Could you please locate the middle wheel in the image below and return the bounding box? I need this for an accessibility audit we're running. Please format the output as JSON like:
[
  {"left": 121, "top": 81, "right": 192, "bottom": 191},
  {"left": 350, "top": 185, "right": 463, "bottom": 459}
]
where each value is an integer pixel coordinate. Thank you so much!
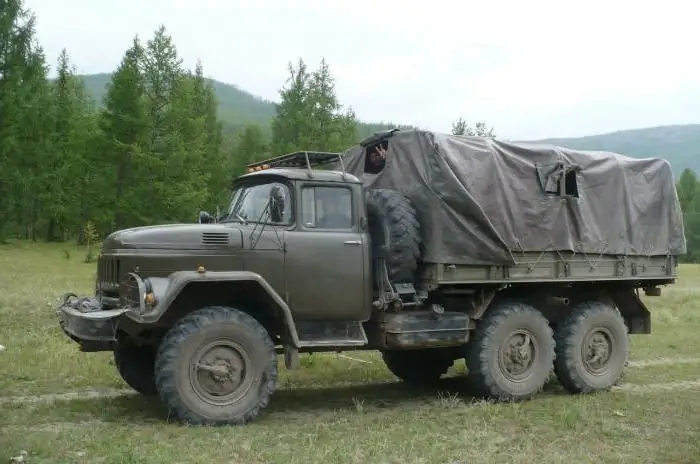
[
  {"left": 381, "top": 348, "right": 455, "bottom": 386},
  {"left": 465, "top": 301, "right": 555, "bottom": 401}
]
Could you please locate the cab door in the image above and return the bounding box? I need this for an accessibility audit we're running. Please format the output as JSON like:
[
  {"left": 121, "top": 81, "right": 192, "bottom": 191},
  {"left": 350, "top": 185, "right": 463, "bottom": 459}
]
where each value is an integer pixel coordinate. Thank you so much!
[{"left": 284, "top": 183, "right": 370, "bottom": 321}]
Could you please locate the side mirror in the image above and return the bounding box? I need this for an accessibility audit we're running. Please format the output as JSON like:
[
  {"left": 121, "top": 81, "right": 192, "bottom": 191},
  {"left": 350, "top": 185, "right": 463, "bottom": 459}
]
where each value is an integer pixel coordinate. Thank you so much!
[
  {"left": 198, "top": 211, "right": 214, "bottom": 224},
  {"left": 269, "top": 186, "right": 285, "bottom": 223}
]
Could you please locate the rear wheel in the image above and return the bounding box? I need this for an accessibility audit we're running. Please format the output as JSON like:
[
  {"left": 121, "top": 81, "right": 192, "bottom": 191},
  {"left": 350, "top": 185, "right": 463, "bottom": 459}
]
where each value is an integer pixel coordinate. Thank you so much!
[
  {"left": 154, "top": 306, "right": 278, "bottom": 426},
  {"left": 465, "top": 301, "right": 555, "bottom": 401},
  {"left": 382, "top": 348, "right": 454, "bottom": 386},
  {"left": 554, "top": 300, "right": 629, "bottom": 393}
]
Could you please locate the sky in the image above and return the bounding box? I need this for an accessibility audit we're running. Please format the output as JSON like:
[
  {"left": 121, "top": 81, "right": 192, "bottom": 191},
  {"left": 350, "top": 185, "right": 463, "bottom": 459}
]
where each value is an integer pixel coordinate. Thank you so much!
[{"left": 24, "top": 0, "right": 700, "bottom": 140}]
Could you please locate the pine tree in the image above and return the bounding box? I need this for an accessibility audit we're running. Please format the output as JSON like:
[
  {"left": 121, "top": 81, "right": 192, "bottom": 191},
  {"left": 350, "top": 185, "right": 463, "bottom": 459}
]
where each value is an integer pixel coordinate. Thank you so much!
[
  {"left": 139, "top": 26, "right": 209, "bottom": 223},
  {"left": 187, "top": 61, "right": 226, "bottom": 208},
  {"left": 451, "top": 118, "right": 495, "bottom": 137},
  {"left": 0, "top": 0, "right": 45, "bottom": 240},
  {"left": 14, "top": 47, "right": 53, "bottom": 241},
  {"left": 271, "top": 58, "right": 313, "bottom": 153},
  {"left": 307, "top": 58, "right": 357, "bottom": 152},
  {"left": 99, "top": 37, "right": 149, "bottom": 231},
  {"left": 271, "top": 58, "right": 357, "bottom": 154},
  {"left": 44, "top": 50, "right": 96, "bottom": 240},
  {"left": 141, "top": 25, "right": 184, "bottom": 158},
  {"left": 676, "top": 168, "right": 700, "bottom": 262},
  {"left": 233, "top": 124, "right": 269, "bottom": 169},
  {"left": 677, "top": 168, "right": 698, "bottom": 212}
]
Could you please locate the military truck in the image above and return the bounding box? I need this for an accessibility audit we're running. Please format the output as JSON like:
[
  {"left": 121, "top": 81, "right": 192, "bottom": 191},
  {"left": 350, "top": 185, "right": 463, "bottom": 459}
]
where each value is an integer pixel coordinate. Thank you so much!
[{"left": 56, "top": 128, "right": 686, "bottom": 426}]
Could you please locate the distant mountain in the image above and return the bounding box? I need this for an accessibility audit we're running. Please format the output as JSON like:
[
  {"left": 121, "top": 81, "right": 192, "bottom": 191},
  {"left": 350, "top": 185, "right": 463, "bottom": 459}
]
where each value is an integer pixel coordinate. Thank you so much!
[
  {"left": 530, "top": 125, "right": 700, "bottom": 177},
  {"left": 78, "top": 74, "right": 699, "bottom": 175}
]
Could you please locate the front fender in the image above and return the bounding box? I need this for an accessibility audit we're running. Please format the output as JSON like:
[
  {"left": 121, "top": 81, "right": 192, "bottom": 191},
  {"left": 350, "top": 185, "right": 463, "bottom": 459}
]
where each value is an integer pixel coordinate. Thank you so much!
[{"left": 128, "top": 270, "right": 300, "bottom": 347}]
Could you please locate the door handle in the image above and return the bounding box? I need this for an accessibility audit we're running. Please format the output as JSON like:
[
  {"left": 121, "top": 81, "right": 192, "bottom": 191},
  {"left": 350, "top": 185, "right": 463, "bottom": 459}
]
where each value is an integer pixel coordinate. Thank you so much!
[{"left": 343, "top": 240, "right": 362, "bottom": 246}]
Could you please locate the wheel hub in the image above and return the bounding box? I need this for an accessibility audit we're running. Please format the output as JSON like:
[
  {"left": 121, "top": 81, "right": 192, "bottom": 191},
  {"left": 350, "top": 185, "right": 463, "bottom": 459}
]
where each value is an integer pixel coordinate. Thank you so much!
[
  {"left": 582, "top": 328, "right": 613, "bottom": 374},
  {"left": 190, "top": 339, "right": 252, "bottom": 406},
  {"left": 499, "top": 330, "right": 537, "bottom": 381}
]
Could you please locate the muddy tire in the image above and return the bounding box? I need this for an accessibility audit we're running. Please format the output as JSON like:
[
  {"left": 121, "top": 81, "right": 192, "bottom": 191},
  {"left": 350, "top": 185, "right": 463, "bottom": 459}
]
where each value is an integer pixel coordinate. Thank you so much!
[
  {"left": 154, "top": 306, "right": 277, "bottom": 426},
  {"left": 366, "top": 189, "right": 421, "bottom": 283},
  {"left": 382, "top": 349, "right": 454, "bottom": 386},
  {"left": 113, "top": 339, "right": 157, "bottom": 396},
  {"left": 465, "top": 301, "right": 555, "bottom": 401},
  {"left": 554, "top": 300, "right": 629, "bottom": 393}
]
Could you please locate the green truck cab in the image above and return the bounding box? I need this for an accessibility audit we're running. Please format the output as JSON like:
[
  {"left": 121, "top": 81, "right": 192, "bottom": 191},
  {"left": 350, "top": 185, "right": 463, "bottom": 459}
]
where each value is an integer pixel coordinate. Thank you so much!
[{"left": 57, "top": 129, "right": 685, "bottom": 426}]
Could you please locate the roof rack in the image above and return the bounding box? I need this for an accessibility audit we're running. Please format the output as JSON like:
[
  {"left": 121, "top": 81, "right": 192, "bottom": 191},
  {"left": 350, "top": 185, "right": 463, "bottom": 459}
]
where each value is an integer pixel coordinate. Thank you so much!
[{"left": 246, "top": 150, "right": 346, "bottom": 177}]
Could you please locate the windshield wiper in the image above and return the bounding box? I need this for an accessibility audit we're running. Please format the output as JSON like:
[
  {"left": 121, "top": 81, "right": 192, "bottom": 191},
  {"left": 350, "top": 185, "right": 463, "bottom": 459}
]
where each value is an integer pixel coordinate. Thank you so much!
[{"left": 220, "top": 212, "right": 246, "bottom": 224}]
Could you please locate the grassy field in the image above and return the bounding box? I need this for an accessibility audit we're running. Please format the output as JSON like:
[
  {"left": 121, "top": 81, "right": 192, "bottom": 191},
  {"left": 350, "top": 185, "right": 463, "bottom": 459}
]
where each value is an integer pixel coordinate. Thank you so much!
[{"left": 1, "top": 241, "right": 699, "bottom": 463}]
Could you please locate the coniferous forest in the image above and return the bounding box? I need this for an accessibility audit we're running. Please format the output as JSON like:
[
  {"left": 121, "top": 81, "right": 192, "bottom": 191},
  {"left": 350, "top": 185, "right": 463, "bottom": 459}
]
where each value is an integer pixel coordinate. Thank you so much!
[{"left": 1, "top": 0, "right": 699, "bottom": 261}]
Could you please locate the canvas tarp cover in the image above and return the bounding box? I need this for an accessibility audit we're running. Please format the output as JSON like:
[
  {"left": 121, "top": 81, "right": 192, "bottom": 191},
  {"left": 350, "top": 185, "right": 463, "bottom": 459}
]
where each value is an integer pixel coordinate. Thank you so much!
[{"left": 337, "top": 130, "right": 686, "bottom": 265}]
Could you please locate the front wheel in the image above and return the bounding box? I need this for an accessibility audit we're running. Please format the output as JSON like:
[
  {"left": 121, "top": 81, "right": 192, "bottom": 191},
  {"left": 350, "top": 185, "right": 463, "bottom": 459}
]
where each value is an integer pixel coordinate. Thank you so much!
[
  {"left": 113, "top": 338, "right": 158, "bottom": 396},
  {"left": 465, "top": 301, "right": 555, "bottom": 401},
  {"left": 154, "top": 306, "right": 278, "bottom": 426},
  {"left": 554, "top": 300, "right": 629, "bottom": 393}
]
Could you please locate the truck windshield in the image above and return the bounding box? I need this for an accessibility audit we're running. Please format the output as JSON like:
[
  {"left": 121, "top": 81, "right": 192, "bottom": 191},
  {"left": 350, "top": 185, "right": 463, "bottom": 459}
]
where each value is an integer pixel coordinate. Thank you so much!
[{"left": 225, "top": 181, "right": 291, "bottom": 224}]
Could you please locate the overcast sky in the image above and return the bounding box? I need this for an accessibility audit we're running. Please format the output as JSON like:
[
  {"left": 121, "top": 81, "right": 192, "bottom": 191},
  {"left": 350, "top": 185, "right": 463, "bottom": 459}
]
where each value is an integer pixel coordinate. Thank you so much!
[{"left": 24, "top": 0, "right": 700, "bottom": 140}]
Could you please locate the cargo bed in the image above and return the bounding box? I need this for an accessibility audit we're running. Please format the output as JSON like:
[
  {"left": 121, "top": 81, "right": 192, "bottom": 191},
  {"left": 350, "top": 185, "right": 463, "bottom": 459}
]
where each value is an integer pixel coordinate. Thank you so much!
[{"left": 421, "top": 251, "right": 678, "bottom": 285}]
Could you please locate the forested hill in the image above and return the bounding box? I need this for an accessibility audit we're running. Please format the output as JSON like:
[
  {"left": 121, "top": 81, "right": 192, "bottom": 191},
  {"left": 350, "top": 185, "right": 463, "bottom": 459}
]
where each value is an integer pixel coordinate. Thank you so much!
[
  {"left": 80, "top": 73, "right": 277, "bottom": 130},
  {"left": 78, "top": 73, "right": 700, "bottom": 175},
  {"left": 77, "top": 73, "right": 406, "bottom": 140}
]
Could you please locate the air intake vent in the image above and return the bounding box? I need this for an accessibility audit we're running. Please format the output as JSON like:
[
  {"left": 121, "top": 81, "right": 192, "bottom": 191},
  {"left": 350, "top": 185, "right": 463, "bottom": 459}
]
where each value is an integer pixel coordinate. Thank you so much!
[{"left": 202, "top": 232, "right": 229, "bottom": 246}]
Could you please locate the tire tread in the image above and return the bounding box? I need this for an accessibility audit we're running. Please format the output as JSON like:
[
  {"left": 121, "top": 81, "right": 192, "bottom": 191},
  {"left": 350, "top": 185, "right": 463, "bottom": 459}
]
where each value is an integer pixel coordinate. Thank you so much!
[{"left": 366, "top": 189, "right": 421, "bottom": 283}]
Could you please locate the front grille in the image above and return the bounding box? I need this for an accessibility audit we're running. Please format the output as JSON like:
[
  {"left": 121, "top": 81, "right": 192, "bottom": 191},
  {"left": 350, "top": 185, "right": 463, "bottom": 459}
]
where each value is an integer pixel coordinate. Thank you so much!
[{"left": 98, "top": 255, "right": 121, "bottom": 290}]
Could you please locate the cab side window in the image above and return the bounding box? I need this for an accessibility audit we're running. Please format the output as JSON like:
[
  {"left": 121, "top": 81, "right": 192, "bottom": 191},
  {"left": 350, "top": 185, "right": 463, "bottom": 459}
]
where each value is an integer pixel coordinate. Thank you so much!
[{"left": 301, "top": 186, "right": 353, "bottom": 230}]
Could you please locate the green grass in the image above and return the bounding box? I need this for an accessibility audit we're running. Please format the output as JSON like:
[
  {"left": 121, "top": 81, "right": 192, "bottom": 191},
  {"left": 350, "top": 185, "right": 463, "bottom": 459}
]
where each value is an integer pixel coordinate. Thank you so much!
[{"left": 1, "top": 240, "right": 699, "bottom": 463}]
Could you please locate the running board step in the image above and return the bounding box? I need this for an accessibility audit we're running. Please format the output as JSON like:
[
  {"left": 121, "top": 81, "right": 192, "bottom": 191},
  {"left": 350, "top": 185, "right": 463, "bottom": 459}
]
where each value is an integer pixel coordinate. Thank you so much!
[{"left": 296, "top": 321, "right": 368, "bottom": 348}]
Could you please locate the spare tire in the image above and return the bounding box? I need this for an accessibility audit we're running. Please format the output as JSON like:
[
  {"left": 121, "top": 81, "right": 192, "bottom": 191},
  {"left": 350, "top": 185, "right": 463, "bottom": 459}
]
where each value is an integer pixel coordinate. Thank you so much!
[{"left": 366, "top": 189, "right": 421, "bottom": 283}]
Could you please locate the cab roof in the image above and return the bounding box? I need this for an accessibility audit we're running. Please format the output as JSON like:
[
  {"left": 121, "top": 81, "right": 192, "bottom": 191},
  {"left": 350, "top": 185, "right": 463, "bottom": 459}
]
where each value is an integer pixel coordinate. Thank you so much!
[{"left": 240, "top": 167, "right": 361, "bottom": 183}]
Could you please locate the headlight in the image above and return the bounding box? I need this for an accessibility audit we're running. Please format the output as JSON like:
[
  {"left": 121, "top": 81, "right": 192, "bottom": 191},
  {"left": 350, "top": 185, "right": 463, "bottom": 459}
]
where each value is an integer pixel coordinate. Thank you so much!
[
  {"left": 143, "top": 277, "right": 170, "bottom": 309},
  {"left": 120, "top": 274, "right": 168, "bottom": 313},
  {"left": 143, "top": 278, "right": 155, "bottom": 307}
]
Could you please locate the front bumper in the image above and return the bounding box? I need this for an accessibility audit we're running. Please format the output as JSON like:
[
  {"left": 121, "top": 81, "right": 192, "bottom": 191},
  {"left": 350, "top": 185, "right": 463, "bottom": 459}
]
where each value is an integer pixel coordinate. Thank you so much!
[{"left": 57, "top": 294, "right": 129, "bottom": 352}]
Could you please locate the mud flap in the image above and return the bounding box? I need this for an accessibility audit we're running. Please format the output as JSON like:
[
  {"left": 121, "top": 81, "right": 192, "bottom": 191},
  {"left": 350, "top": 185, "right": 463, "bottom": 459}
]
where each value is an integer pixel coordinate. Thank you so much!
[{"left": 610, "top": 290, "right": 651, "bottom": 334}]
